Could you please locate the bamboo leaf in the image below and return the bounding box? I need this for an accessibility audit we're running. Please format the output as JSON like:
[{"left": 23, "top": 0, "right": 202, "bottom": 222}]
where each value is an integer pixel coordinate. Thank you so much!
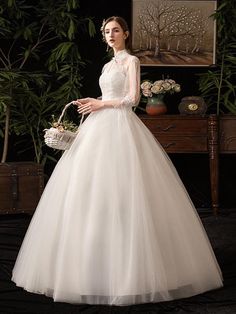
[
  {"left": 88, "top": 19, "right": 96, "bottom": 37},
  {"left": 68, "top": 19, "right": 75, "bottom": 40},
  {"left": 0, "top": 0, "right": 95, "bottom": 163}
]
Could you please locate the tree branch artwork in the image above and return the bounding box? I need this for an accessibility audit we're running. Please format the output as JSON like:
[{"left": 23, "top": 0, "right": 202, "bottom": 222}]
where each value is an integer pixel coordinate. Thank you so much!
[{"left": 132, "top": 0, "right": 217, "bottom": 66}]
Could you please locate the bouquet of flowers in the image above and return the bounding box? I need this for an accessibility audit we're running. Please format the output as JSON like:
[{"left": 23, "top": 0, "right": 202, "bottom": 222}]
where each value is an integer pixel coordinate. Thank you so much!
[
  {"left": 50, "top": 115, "right": 78, "bottom": 133},
  {"left": 141, "top": 79, "right": 181, "bottom": 98}
]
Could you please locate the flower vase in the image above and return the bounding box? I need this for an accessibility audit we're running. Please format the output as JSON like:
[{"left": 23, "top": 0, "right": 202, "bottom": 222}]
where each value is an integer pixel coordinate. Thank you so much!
[{"left": 145, "top": 95, "right": 167, "bottom": 115}]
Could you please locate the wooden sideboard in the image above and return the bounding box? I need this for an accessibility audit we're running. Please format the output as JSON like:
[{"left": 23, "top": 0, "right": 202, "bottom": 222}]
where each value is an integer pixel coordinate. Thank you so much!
[
  {"left": 139, "top": 114, "right": 236, "bottom": 214},
  {"left": 219, "top": 115, "right": 236, "bottom": 153}
]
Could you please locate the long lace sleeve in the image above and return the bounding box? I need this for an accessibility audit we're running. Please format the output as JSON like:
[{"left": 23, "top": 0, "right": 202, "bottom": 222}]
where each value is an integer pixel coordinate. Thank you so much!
[{"left": 119, "top": 56, "right": 140, "bottom": 108}]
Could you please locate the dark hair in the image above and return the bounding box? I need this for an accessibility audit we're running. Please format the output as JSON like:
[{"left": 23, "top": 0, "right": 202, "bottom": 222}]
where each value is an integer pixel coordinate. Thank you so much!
[{"left": 101, "top": 16, "right": 132, "bottom": 51}]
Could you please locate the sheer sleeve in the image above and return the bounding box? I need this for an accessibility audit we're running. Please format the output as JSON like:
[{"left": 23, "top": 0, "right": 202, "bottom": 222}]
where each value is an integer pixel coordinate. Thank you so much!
[{"left": 119, "top": 56, "right": 140, "bottom": 108}]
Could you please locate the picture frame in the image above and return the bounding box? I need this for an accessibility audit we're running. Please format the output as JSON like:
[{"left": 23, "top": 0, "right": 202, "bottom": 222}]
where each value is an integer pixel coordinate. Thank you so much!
[{"left": 131, "top": 0, "right": 217, "bottom": 66}]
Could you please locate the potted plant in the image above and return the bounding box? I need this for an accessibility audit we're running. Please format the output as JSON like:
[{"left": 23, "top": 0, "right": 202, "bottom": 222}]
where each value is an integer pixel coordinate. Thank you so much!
[
  {"left": 140, "top": 78, "right": 181, "bottom": 115},
  {"left": 0, "top": 0, "right": 95, "bottom": 164},
  {"left": 197, "top": 0, "right": 236, "bottom": 154},
  {"left": 197, "top": 0, "right": 236, "bottom": 115},
  {"left": 0, "top": 0, "right": 95, "bottom": 213}
]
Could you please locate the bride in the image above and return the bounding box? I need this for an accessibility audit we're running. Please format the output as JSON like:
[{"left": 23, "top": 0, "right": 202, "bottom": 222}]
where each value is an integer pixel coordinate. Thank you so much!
[{"left": 12, "top": 16, "right": 223, "bottom": 306}]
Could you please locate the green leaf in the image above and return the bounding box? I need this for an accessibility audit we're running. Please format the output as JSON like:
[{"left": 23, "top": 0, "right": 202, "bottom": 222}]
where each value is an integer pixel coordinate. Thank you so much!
[
  {"left": 0, "top": 0, "right": 96, "bottom": 163},
  {"left": 68, "top": 19, "right": 75, "bottom": 40},
  {"left": 88, "top": 19, "right": 96, "bottom": 37},
  {"left": 8, "top": 0, "right": 15, "bottom": 8}
]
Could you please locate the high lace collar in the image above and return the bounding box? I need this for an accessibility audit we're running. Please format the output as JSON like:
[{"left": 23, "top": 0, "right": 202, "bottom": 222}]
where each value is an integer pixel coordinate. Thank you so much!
[{"left": 112, "top": 49, "right": 128, "bottom": 62}]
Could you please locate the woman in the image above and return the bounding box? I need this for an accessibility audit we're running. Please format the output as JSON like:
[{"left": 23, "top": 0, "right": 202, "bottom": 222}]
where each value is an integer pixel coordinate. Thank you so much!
[{"left": 12, "top": 16, "right": 223, "bottom": 306}]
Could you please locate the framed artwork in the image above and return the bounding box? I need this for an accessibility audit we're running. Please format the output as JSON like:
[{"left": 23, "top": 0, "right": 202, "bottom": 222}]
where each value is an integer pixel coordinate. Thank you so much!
[{"left": 132, "top": 0, "right": 217, "bottom": 66}]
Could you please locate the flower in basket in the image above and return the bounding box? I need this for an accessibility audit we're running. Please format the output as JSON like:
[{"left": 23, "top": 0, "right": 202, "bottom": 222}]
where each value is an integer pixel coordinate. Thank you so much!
[
  {"left": 50, "top": 115, "right": 78, "bottom": 133},
  {"left": 141, "top": 79, "right": 181, "bottom": 98},
  {"left": 52, "top": 122, "right": 65, "bottom": 132}
]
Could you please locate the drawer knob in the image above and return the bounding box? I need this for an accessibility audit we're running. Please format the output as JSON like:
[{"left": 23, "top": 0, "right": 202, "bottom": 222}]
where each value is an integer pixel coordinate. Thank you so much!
[
  {"left": 157, "top": 124, "right": 176, "bottom": 131},
  {"left": 163, "top": 142, "right": 176, "bottom": 148}
]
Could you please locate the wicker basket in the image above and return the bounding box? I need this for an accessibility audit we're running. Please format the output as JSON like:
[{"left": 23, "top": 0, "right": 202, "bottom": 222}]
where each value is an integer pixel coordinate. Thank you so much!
[{"left": 44, "top": 101, "right": 84, "bottom": 150}]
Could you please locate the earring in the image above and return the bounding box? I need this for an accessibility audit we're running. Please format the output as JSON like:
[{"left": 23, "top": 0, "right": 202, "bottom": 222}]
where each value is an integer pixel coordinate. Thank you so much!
[{"left": 106, "top": 44, "right": 109, "bottom": 52}]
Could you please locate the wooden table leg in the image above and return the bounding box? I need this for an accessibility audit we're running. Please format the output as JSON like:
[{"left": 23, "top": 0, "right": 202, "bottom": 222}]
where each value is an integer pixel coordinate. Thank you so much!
[{"left": 208, "top": 115, "right": 219, "bottom": 215}]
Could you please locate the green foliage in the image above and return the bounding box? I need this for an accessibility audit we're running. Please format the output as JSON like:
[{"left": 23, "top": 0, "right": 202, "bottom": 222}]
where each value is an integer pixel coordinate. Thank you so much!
[
  {"left": 0, "top": 0, "right": 95, "bottom": 163},
  {"left": 198, "top": 0, "right": 236, "bottom": 115}
]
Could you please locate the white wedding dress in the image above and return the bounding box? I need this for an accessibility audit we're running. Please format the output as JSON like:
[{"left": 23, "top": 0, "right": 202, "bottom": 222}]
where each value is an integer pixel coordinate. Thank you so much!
[{"left": 12, "top": 50, "right": 223, "bottom": 306}]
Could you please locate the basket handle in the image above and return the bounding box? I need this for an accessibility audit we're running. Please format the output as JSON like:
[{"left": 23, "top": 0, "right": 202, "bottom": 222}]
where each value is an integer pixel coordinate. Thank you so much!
[{"left": 57, "top": 101, "right": 85, "bottom": 126}]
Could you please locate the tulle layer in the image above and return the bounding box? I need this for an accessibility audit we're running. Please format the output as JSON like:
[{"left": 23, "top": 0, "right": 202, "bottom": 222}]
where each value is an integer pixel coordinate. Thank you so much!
[{"left": 12, "top": 107, "right": 223, "bottom": 306}]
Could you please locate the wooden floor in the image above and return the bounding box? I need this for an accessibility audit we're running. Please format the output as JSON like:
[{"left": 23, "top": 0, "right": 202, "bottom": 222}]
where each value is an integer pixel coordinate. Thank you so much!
[{"left": 0, "top": 210, "right": 236, "bottom": 314}]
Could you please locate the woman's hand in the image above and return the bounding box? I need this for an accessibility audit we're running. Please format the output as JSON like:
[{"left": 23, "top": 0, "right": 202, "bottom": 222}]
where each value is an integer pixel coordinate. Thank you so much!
[{"left": 75, "top": 98, "right": 104, "bottom": 115}]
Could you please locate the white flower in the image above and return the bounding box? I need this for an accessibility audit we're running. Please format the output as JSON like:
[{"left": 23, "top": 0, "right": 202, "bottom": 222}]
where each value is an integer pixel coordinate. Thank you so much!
[
  {"left": 141, "top": 81, "right": 152, "bottom": 89},
  {"left": 173, "top": 84, "right": 181, "bottom": 93},
  {"left": 151, "top": 84, "right": 163, "bottom": 94},
  {"left": 162, "top": 82, "right": 172, "bottom": 91},
  {"left": 165, "top": 79, "right": 176, "bottom": 85},
  {"left": 153, "top": 80, "right": 164, "bottom": 86},
  {"left": 141, "top": 77, "right": 181, "bottom": 97},
  {"left": 142, "top": 88, "right": 153, "bottom": 97}
]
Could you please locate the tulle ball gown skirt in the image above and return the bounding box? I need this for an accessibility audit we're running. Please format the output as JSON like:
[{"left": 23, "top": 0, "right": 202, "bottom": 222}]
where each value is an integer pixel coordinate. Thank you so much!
[{"left": 12, "top": 107, "right": 223, "bottom": 306}]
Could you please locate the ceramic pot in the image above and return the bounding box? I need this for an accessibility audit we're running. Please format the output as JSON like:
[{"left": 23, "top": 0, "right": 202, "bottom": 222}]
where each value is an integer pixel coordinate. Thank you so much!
[{"left": 145, "top": 95, "right": 167, "bottom": 115}]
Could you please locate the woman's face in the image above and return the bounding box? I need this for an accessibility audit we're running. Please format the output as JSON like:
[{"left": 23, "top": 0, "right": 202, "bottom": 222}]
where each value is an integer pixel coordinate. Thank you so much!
[{"left": 104, "top": 20, "right": 127, "bottom": 51}]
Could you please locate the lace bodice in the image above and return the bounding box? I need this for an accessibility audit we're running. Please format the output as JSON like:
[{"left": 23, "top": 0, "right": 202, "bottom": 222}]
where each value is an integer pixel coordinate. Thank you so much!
[{"left": 99, "top": 50, "right": 140, "bottom": 108}]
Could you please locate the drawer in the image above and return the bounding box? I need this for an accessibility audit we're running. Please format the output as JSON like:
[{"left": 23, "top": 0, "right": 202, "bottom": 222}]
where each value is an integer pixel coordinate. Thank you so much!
[
  {"left": 155, "top": 135, "right": 208, "bottom": 152},
  {"left": 140, "top": 116, "right": 208, "bottom": 135},
  {"left": 220, "top": 116, "right": 236, "bottom": 152}
]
